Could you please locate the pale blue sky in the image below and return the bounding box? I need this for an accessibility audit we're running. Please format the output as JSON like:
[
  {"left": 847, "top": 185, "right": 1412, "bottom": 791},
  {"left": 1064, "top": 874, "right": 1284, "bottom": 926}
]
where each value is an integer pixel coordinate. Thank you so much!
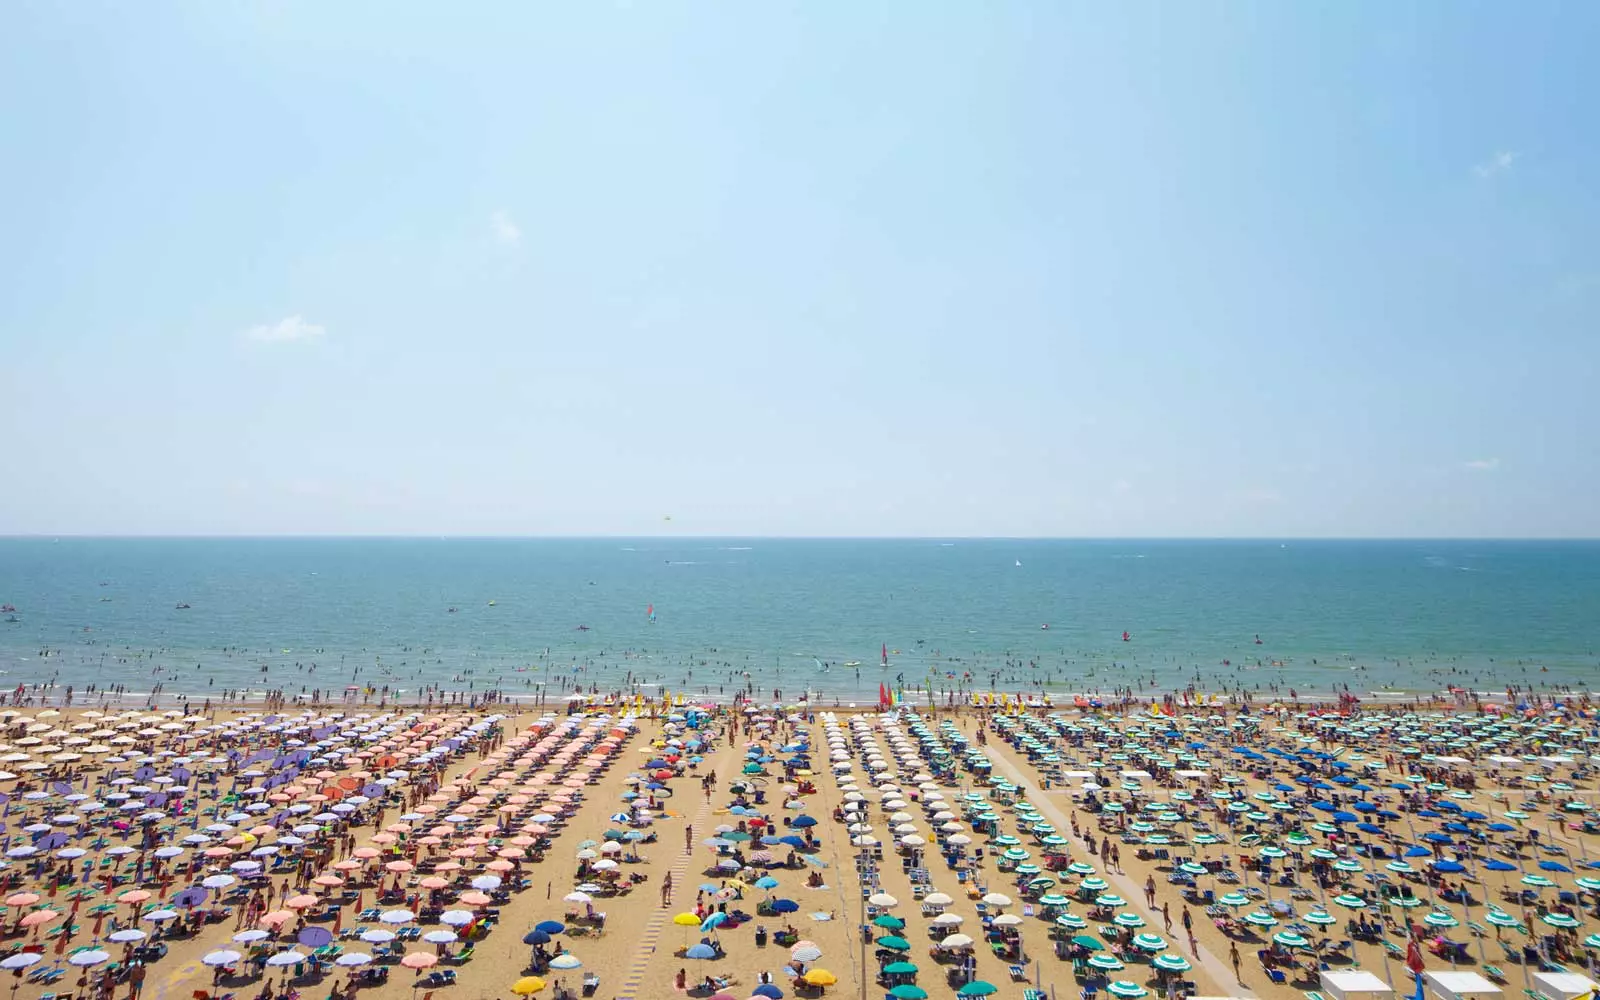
[{"left": 2, "top": 3, "right": 1595, "bottom": 537}]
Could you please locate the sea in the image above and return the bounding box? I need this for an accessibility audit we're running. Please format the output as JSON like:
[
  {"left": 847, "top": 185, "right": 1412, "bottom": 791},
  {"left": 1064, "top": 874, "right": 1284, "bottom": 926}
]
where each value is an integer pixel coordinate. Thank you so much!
[{"left": 0, "top": 538, "right": 1596, "bottom": 706}]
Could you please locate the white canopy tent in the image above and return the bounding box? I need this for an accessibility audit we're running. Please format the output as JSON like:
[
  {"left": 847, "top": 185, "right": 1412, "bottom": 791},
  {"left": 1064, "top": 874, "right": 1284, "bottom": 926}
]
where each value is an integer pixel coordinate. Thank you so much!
[
  {"left": 1320, "top": 969, "right": 1395, "bottom": 1000},
  {"left": 1423, "top": 971, "right": 1502, "bottom": 1000},
  {"left": 1532, "top": 973, "right": 1598, "bottom": 1000}
]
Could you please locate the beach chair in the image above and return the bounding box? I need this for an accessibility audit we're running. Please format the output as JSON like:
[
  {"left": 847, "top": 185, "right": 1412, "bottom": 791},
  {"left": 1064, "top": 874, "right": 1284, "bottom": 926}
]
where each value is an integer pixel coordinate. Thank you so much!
[
  {"left": 1008, "top": 965, "right": 1028, "bottom": 981},
  {"left": 1483, "top": 965, "right": 1506, "bottom": 982},
  {"left": 1305, "top": 992, "right": 1329, "bottom": 1000}
]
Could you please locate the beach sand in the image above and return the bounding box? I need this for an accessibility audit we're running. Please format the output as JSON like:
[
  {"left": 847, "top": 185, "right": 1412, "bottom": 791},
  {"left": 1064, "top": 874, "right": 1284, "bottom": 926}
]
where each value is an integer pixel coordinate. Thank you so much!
[{"left": 0, "top": 700, "right": 1594, "bottom": 1000}]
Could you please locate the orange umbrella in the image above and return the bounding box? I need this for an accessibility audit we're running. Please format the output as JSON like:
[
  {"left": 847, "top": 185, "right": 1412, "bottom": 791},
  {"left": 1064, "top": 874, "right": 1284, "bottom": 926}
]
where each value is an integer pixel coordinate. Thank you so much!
[
  {"left": 4, "top": 893, "right": 40, "bottom": 907},
  {"left": 400, "top": 952, "right": 438, "bottom": 969},
  {"left": 285, "top": 895, "right": 320, "bottom": 910},
  {"left": 20, "top": 910, "right": 61, "bottom": 928},
  {"left": 257, "top": 910, "right": 294, "bottom": 927},
  {"left": 118, "top": 890, "right": 152, "bottom": 905}
]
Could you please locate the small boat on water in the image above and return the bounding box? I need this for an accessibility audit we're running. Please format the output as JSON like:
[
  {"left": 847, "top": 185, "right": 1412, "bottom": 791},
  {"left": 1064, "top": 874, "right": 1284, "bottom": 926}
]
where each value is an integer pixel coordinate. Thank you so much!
[
  {"left": 175, "top": 603, "right": 191, "bottom": 610},
  {"left": 0, "top": 605, "right": 14, "bottom": 613}
]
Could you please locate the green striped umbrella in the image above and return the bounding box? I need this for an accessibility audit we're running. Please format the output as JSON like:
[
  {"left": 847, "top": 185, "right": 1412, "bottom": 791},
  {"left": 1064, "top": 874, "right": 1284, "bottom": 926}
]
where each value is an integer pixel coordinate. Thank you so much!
[
  {"left": 1095, "top": 894, "right": 1127, "bottom": 908},
  {"left": 1310, "top": 848, "right": 1338, "bottom": 860},
  {"left": 1178, "top": 863, "right": 1209, "bottom": 877},
  {"left": 1002, "top": 848, "right": 1030, "bottom": 861},
  {"left": 1107, "top": 981, "right": 1148, "bottom": 998},
  {"left": 1080, "top": 878, "right": 1109, "bottom": 892},
  {"left": 1285, "top": 833, "right": 1313, "bottom": 846},
  {"left": 1521, "top": 875, "right": 1557, "bottom": 888},
  {"left": 1575, "top": 878, "right": 1600, "bottom": 893},
  {"left": 1055, "top": 913, "right": 1087, "bottom": 930},
  {"left": 1304, "top": 910, "right": 1337, "bottom": 926},
  {"left": 1068, "top": 862, "right": 1097, "bottom": 876},
  {"left": 1132, "top": 934, "right": 1167, "bottom": 952},
  {"left": 1583, "top": 933, "right": 1600, "bottom": 949},
  {"left": 1333, "top": 859, "right": 1364, "bottom": 873},
  {"left": 1423, "top": 911, "right": 1459, "bottom": 929},
  {"left": 1244, "top": 910, "right": 1279, "bottom": 927},
  {"left": 1193, "top": 834, "right": 1222, "bottom": 845},
  {"left": 1113, "top": 912, "right": 1145, "bottom": 929},
  {"left": 1218, "top": 892, "right": 1250, "bottom": 908},
  {"left": 1039, "top": 894, "right": 1072, "bottom": 907},
  {"left": 1273, "top": 931, "right": 1310, "bottom": 949},
  {"left": 1259, "top": 846, "right": 1288, "bottom": 859},
  {"left": 1541, "top": 912, "right": 1580, "bottom": 929},
  {"left": 1484, "top": 910, "right": 1520, "bottom": 928},
  {"left": 1088, "top": 953, "right": 1124, "bottom": 971},
  {"left": 1153, "top": 954, "right": 1192, "bottom": 972}
]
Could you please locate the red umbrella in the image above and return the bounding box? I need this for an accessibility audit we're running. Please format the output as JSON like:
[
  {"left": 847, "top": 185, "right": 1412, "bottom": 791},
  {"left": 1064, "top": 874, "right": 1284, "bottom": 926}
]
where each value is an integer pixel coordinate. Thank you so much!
[{"left": 1404, "top": 937, "right": 1425, "bottom": 976}]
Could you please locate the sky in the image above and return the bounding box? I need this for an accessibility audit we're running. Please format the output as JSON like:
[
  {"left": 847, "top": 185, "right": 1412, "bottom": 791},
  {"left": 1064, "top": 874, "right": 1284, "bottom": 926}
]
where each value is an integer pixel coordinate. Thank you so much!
[{"left": 1, "top": 2, "right": 1596, "bottom": 538}]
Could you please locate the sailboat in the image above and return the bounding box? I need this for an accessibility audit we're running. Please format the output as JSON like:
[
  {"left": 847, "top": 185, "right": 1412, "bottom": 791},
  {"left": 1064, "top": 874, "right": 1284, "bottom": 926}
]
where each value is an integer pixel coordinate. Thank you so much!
[
  {"left": 647, "top": 603, "right": 657, "bottom": 624},
  {"left": 880, "top": 643, "right": 888, "bottom": 668},
  {"left": 1015, "top": 560, "right": 1021, "bottom": 567}
]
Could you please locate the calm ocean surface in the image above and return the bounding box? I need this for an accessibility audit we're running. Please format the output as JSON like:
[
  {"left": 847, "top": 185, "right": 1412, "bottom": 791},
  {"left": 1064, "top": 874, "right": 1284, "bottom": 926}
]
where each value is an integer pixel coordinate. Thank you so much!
[{"left": 0, "top": 538, "right": 1595, "bottom": 703}]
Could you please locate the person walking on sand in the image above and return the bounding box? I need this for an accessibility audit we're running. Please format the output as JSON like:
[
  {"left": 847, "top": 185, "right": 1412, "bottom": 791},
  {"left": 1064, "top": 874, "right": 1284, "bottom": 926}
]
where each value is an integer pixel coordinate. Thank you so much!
[
  {"left": 1230, "top": 940, "right": 1241, "bottom": 981},
  {"left": 1145, "top": 874, "right": 1157, "bottom": 908},
  {"left": 1162, "top": 901, "right": 1172, "bottom": 933},
  {"left": 685, "top": 824, "right": 694, "bottom": 854},
  {"left": 661, "top": 872, "right": 673, "bottom": 907}
]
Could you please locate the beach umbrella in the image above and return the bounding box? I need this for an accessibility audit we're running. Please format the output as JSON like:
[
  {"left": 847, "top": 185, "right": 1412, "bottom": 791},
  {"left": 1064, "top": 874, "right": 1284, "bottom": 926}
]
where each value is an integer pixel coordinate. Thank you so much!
[
  {"left": 1424, "top": 912, "right": 1459, "bottom": 929},
  {"left": 510, "top": 976, "right": 546, "bottom": 995},
  {"left": 888, "top": 987, "right": 927, "bottom": 1000},
  {"left": 0, "top": 955, "right": 42, "bottom": 970},
  {"left": 266, "top": 950, "right": 306, "bottom": 967},
  {"left": 791, "top": 944, "right": 823, "bottom": 963},
  {"left": 801, "top": 970, "right": 837, "bottom": 987},
  {"left": 1484, "top": 910, "right": 1521, "bottom": 929},
  {"left": 754, "top": 986, "right": 786, "bottom": 1000},
  {"left": 109, "top": 929, "right": 148, "bottom": 943},
  {"left": 956, "top": 983, "right": 995, "bottom": 997},
  {"left": 1305, "top": 910, "right": 1338, "bottom": 926},
  {"left": 1273, "top": 931, "right": 1310, "bottom": 949},
  {"left": 1541, "top": 912, "right": 1580, "bottom": 929},
  {"left": 1333, "top": 894, "right": 1368, "bottom": 910},
  {"left": 1244, "top": 910, "right": 1278, "bottom": 927},
  {"left": 673, "top": 912, "right": 701, "bottom": 926},
  {"left": 1153, "top": 954, "right": 1192, "bottom": 972},
  {"left": 1107, "top": 982, "right": 1148, "bottom": 998},
  {"left": 1088, "top": 953, "right": 1124, "bottom": 970},
  {"left": 1132, "top": 934, "right": 1167, "bottom": 951},
  {"left": 69, "top": 950, "right": 112, "bottom": 967}
]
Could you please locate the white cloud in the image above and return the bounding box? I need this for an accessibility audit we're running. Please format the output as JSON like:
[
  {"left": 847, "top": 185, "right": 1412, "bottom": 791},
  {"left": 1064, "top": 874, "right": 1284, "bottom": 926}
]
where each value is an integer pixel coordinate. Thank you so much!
[
  {"left": 1463, "top": 458, "right": 1500, "bottom": 471},
  {"left": 1473, "top": 150, "right": 1519, "bottom": 178},
  {"left": 242, "top": 315, "right": 326, "bottom": 343},
  {"left": 490, "top": 210, "right": 522, "bottom": 246}
]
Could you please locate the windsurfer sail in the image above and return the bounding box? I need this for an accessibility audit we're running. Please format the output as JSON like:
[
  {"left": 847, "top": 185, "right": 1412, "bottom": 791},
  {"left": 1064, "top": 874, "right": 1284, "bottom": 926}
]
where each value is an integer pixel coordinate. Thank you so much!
[
  {"left": 647, "top": 603, "right": 656, "bottom": 623},
  {"left": 881, "top": 643, "right": 888, "bottom": 668}
]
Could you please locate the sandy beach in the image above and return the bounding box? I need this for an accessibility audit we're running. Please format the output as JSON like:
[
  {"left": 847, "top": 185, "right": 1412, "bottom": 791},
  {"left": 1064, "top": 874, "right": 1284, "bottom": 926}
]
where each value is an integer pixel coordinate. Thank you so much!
[{"left": 0, "top": 697, "right": 1595, "bottom": 1000}]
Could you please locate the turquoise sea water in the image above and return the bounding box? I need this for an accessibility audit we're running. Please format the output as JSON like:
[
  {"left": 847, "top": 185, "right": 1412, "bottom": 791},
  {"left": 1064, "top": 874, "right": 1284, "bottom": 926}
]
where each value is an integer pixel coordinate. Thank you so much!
[{"left": 0, "top": 538, "right": 1596, "bottom": 704}]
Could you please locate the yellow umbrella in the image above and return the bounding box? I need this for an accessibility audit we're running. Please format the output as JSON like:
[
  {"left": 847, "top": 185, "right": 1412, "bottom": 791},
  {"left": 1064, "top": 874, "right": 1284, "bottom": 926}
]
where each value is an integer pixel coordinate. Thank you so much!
[
  {"left": 510, "top": 976, "right": 545, "bottom": 995},
  {"left": 672, "top": 913, "right": 701, "bottom": 926},
  {"left": 803, "top": 970, "right": 838, "bottom": 987}
]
